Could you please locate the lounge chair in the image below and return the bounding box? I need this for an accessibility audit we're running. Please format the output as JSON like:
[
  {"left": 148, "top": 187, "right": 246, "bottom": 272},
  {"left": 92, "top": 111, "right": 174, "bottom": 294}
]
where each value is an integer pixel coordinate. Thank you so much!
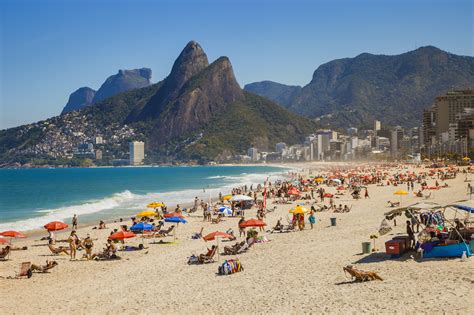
[
  {"left": 30, "top": 260, "right": 58, "bottom": 273},
  {"left": 48, "top": 243, "right": 70, "bottom": 255},
  {"left": 223, "top": 241, "right": 245, "bottom": 255},
  {"left": 198, "top": 246, "right": 217, "bottom": 264},
  {"left": 156, "top": 225, "right": 175, "bottom": 237},
  {"left": 0, "top": 246, "right": 11, "bottom": 260}
]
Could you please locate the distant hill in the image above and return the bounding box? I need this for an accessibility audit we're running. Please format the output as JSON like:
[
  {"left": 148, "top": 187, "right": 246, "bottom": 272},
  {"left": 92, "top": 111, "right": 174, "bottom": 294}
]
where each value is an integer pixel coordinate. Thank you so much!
[
  {"left": 1, "top": 41, "right": 315, "bottom": 166},
  {"left": 244, "top": 81, "right": 301, "bottom": 108},
  {"left": 60, "top": 68, "right": 152, "bottom": 114},
  {"left": 245, "top": 46, "right": 474, "bottom": 128},
  {"left": 61, "top": 87, "right": 96, "bottom": 114}
]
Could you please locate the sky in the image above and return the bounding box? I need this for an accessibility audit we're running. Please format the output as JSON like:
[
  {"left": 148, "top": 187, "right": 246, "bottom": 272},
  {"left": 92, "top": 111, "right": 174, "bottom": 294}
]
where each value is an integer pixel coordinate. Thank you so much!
[{"left": 0, "top": 0, "right": 473, "bottom": 129}]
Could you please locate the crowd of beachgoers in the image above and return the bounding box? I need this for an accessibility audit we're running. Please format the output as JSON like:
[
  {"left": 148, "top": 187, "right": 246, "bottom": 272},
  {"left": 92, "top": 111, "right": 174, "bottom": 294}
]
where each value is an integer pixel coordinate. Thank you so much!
[{"left": 1, "top": 161, "right": 473, "bottom": 314}]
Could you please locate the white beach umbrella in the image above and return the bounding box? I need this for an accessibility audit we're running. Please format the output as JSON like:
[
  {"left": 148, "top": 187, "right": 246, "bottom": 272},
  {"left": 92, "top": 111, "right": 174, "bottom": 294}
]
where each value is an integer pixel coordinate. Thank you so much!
[{"left": 230, "top": 194, "right": 253, "bottom": 202}]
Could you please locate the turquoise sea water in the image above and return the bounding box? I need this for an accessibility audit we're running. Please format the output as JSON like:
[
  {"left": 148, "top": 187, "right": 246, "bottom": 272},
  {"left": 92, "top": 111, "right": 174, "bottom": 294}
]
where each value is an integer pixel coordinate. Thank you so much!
[{"left": 0, "top": 166, "right": 288, "bottom": 231}]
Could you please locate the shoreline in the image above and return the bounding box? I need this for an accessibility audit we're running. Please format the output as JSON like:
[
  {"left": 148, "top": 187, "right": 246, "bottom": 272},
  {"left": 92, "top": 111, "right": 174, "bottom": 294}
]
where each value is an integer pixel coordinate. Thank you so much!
[{"left": 1, "top": 164, "right": 297, "bottom": 234}]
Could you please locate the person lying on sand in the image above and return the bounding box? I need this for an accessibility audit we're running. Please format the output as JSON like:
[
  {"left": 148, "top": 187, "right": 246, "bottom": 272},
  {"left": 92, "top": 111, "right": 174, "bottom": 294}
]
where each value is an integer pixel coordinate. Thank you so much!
[
  {"left": 273, "top": 218, "right": 283, "bottom": 231},
  {"left": 30, "top": 260, "right": 58, "bottom": 273},
  {"left": 91, "top": 240, "right": 118, "bottom": 260}
]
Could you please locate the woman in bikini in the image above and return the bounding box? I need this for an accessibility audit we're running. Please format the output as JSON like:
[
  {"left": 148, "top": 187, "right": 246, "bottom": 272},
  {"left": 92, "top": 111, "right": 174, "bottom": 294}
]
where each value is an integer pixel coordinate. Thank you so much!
[
  {"left": 67, "top": 230, "right": 78, "bottom": 261},
  {"left": 83, "top": 234, "right": 94, "bottom": 260}
]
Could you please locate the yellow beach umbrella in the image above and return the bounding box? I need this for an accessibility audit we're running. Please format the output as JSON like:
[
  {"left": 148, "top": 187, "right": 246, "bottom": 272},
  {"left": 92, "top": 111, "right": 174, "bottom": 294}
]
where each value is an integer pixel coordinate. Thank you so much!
[
  {"left": 136, "top": 210, "right": 157, "bottom": 218},
  {"left": 463, "top": 156, "right": 470, "bottom": 161},
  {"left": 394, "top": 190, "right": 408, "bottom": 196},
  {"left": 315, "top": 178, "right": 324, "bottom": 183},
  {"left": 289, "top": 205, "right": 309, "bottom": 214},
  {"left": 223, "top": 195, "right": 232, "bottom": 201},
  {"left": 394, "top": 189, "right": 409, "bottom": 205},
  {"left": 147, "top": 202, "right": 164, "bottom": 208}
]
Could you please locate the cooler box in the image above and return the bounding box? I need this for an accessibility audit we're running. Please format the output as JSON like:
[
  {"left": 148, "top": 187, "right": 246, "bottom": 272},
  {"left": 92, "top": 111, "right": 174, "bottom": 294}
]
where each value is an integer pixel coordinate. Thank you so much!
[
  {"left": 393, "top": 236, "right": 410, "bottom": 249},
  {"left": 385, "top": 239, "right": 406, "bottom": 257}
]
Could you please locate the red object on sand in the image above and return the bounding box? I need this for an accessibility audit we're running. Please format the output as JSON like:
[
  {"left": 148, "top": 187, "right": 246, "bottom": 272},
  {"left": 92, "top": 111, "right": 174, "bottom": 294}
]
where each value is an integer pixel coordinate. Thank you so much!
[
  {"left": 203, "top": 231, "right": 233, "bottom": 241},
  {"left": 44, "top": 221, "right": 69, "bottom": 231},
  {"left": 288, "top": 187, "right": 301, "bottom": 195},
  {"left": 239, "top": 219, "right": 267, "bottom": 228},
  {"left": 323, "top": 193, "right": 334, "bottom": 198},
  {"left": 0, "top": 238, "right": 11, "bottom": 245},
  {"left": 164, "top": 212, "right": 183, "bottom": 218},
  {"left": 108, "top": 231, "right": 136, "bottom": 240},
  {"left": 0, "top": 230, "right": 26, "bottom": 238}
]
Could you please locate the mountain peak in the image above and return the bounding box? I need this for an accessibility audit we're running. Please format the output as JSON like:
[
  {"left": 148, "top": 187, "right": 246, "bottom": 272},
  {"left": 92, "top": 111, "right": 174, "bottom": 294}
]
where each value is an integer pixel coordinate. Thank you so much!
[{"left": 136, "top": 41, "right": 209, "bottom": 120}]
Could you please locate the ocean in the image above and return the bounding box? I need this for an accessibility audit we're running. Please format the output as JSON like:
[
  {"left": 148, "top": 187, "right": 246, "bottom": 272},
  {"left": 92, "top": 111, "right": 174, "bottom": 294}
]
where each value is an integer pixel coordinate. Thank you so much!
[{"left": 0, "top": 165, "right": 289, "bottom": 231}]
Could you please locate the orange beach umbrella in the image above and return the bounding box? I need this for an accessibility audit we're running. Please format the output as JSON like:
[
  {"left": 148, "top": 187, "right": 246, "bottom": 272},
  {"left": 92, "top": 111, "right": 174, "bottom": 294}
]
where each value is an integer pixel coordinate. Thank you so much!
[
  {"left": 108, "top": 231, "right": 136, "bottom": 241},
  {"left": 239, "top": 219, "right": 266, "bottom": 228},
  {"left": 0, "top": 237, "right": 11, "bottom": 245},
  {"left": 0, "top": 230, "right": 26, "bottom": 238},
  {"left": 203, "top": 231, "right": 233, "bottom": 241},
  {"left": 44, "top": 221, "right": 69, "bottom": 231}
]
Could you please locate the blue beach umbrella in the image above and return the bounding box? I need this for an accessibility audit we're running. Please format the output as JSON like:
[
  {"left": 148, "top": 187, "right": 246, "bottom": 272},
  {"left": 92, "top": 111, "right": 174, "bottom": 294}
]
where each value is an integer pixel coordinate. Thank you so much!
[
  {"left": 164, "top": 216, "right": 187, "bottom": 224},
  {"left": 130, "top": 222, "right": 154, "bottom": 232},
  {"left": 218, "top": 206, "right": 233, "bottom": 216}
]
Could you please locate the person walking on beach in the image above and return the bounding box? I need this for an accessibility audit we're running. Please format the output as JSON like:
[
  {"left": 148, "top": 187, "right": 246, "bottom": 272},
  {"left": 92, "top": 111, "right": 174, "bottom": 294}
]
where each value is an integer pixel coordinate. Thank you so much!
[
  {"left": 72, "top": 214, "right": 78, "bottom": 230},
  {"left": 364, "top": 188, "right": 370, "bottom": 199},
  {"left": 406, "top": 220, "right": 416, "bottom": 250},
  {"left": 309, "top": 211, "right": 316, "bottom": 229},
  {"left": 68, "top": 230, "right": 78, "bottom": 260},
  {"left": 238, "top": 217, "right": 246, "bottom": 237}
]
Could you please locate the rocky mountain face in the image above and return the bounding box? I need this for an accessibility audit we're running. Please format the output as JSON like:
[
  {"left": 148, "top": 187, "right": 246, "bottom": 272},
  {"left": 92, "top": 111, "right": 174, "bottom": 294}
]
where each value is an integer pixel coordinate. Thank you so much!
[
  {"left": 1, "top": 41, "right": 315, "bottom": 165},
  {"left": 60, "top": 68, "right": 152, "bottom": 114},
  {"left": 92, "top": 68, "right": 152, "bottom": 103},
  {"left": 244, "top": 81, "right": 301, "bottom": 108},
  {"left": 245, "top": 46, "right": 474, "bottom": 128},
  {"left": 61, "top": 87, "right": 96, "bottom": 114}
]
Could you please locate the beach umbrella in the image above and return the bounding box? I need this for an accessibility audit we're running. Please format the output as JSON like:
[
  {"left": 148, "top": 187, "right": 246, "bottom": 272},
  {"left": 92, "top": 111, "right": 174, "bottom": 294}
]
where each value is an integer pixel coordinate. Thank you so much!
[
  {"left": 147, "top": 202, "right": 164, "bottom": 208},
  {"left": 332, "top": 179, "right": 342, "bottom": 184},
  {"left": 0, "top": 237, "right": 11, "bottom": 245},
  {"left": 315, "top": 178, "right": 324, "bottom": 183},
  {"left": 203, "top": 231, "right": 233, "bottom": 241},
  {"left": 44, "top": 221, "right": 68, "bottom": 231},
  {"left": 394, "top": 189, "right": 409, "bottom": 205},
  {"left": 323, "top": 193, "right": 334, "bottom": 198},
  {"left": 136, "top": 210, "right": 157, "bottom": 218},
  {"left": 108, "top": 231, "right": 136, "bottom": 241},
  {"left": 218, "top": 206, "right": 233, "bottom": 216},
  {"left": 0, "top": 230, "right": 26, "bottom": 238},
  {"left": 222, "top": 195, "right": 232, "bottom": 201},
  {"left": 130, "top": 222, "right": 154, "bottom": 232},
  {"left": 164, "top": 216, "right": 187, "bottom": 224},
  {"left": 239, "top": 218, "right": 266, "bottom": 228},
  {"left": 289, "top": 205, "right": 309, "bottom": 214},
  {"left": 164, "top": 211, "right": 183, "bottom": 218},
  {"left": 230, "top": 194, "right": 253, "bottom": 202}
]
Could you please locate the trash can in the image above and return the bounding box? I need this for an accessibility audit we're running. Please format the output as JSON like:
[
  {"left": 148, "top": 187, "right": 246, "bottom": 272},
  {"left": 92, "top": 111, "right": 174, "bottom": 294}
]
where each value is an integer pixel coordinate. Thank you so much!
[
  {"left": 330, "top": 217, "right": 337, "bottom": 226},
  {"left": 362, "top": 242, "right": 372, "bottom": 254}
]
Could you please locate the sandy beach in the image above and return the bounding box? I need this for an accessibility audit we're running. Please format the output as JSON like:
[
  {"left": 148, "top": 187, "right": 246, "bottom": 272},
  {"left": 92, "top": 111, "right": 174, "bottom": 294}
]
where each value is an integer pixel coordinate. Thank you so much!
[{"left": 1, "top": 162, "right": 473, "bottom": 314}]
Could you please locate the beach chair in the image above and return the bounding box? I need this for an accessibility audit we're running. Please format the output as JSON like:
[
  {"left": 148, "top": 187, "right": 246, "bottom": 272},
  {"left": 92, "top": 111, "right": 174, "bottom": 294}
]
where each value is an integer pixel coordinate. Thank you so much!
[
  {"left": 48, "top": 244, "right": 70, "bottom": 255},
  {"left": 17, "top": 262, "right": 32, "bottom": 278},
  {"left": 0, "top": 246, "right": 11, "bottom": 260},
  {"left": 198, "top": 246, "right": 217, "bottom": 264}
]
